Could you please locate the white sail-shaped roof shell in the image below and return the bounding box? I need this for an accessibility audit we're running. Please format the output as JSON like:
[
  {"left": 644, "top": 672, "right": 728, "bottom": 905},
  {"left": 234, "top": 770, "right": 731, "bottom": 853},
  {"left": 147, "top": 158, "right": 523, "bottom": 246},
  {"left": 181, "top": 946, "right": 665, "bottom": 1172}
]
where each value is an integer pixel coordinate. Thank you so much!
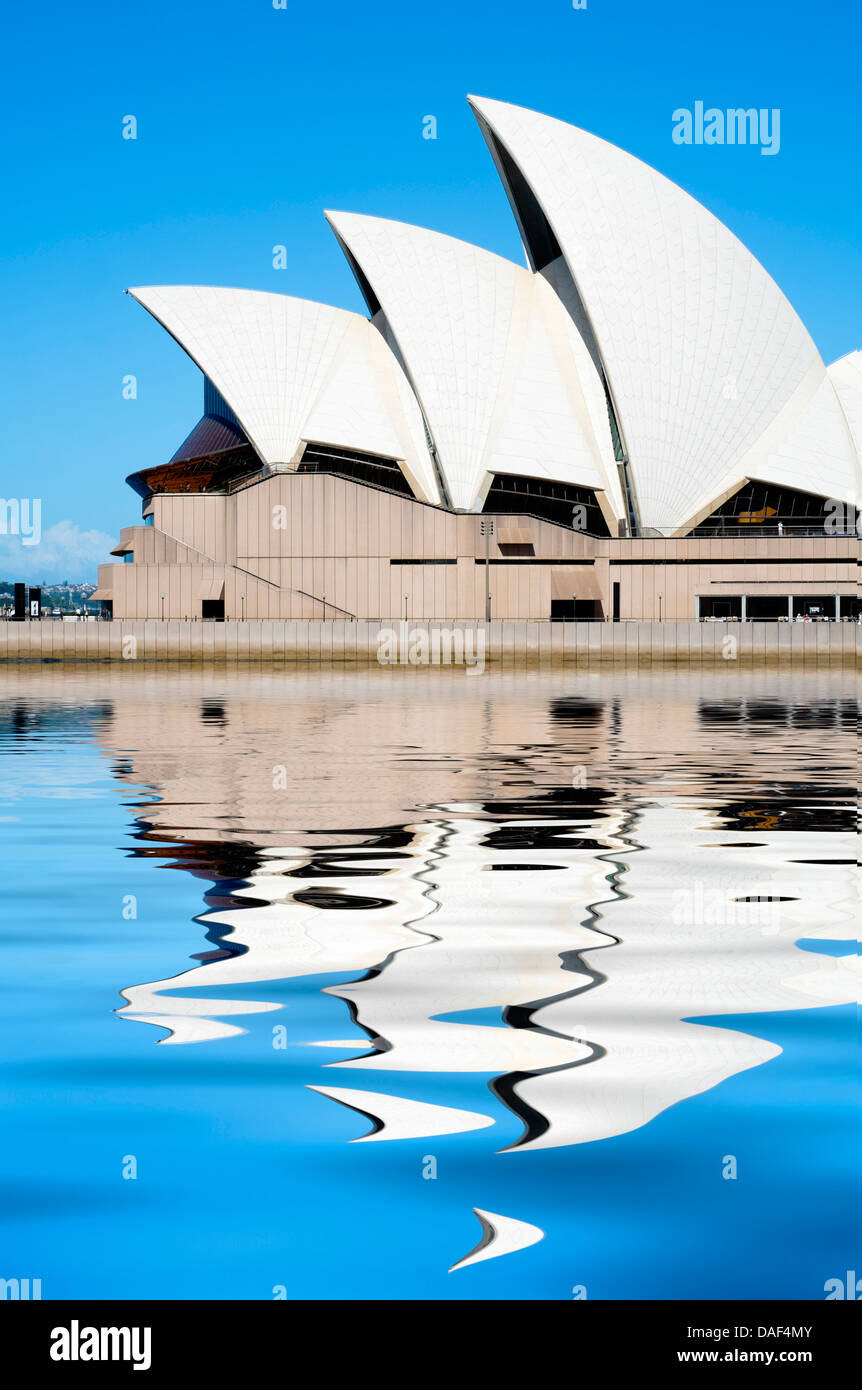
[
  {"left": 127, "top": 286, "right": 441, "bottom": 504},
  {"left": 326, "top": 211, "right": 624, "bottom": 517},
  {"left": 469, "top": 96, "right": 861, "bottom": 532},
  {"left": 828, "top": 351, "right": 862, "bottom": 484}
]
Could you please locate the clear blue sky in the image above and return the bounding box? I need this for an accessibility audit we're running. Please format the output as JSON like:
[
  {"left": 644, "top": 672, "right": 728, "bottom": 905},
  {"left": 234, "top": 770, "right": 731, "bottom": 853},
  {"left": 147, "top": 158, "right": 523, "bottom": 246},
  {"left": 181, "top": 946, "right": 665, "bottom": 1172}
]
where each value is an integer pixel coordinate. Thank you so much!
[{"left": 1, "top": 0, "right": 859, "bottom": 580}]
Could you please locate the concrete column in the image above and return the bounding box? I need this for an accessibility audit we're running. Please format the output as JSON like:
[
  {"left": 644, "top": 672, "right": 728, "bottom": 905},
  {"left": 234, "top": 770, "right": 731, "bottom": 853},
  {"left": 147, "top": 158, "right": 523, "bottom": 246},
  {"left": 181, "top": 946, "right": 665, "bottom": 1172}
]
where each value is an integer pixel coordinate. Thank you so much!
[
  {"left": 694, "top": 594, "right": 700, "bottom": 621},
  {"left": 834, "top": 594, "right": 841, "bottom": 621},
  {"left": 741, "top": 595, "right": 747, "bottom": 622},
  {"left": 788, "top": 595, "right": 794, "bottom": 622}
]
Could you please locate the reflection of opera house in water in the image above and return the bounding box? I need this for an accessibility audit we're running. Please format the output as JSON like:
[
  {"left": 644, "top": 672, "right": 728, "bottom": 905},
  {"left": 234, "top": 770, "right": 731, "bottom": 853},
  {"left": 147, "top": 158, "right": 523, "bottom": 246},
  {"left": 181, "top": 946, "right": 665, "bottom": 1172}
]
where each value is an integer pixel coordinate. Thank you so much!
[{"left": 102, "top": 671, "right": 858, "bottom": 1150}]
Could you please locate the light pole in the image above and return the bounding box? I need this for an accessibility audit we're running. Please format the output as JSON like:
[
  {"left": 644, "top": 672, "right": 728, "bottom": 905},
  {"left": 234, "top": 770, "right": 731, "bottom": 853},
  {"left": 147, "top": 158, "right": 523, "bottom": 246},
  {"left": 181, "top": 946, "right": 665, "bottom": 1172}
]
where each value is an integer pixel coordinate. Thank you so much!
[
  {"left": 480, "top": 518, "right": 494, "bottom": 621},
  {"left": 658, "top": 591, "right": 663, "bottom": 622},
  {"left": 240, "top": 593, "right": 245, "bottom": 621},
  {"left": 404, "top": 592, "right": 408, "bottom": 622},
  {"left": 160, "top": 593, "right": 165, "bottom": 621},
  {"left": 322, "top": 593, "right": 326, "bottom": 622}
]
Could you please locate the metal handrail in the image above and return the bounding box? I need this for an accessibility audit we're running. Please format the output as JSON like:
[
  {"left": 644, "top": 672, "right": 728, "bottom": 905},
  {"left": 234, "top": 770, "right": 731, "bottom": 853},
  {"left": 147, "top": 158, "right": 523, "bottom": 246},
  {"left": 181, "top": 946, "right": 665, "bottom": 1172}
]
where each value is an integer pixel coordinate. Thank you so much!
[
  {"left": 233, "top": 563, "right": 280, "bottom": 590},
  {"left": 686, "top": 527, "right": 858, "bottom": 539},
  {"left": 294, "top": 588, "right": 356, "bottom": 620}
]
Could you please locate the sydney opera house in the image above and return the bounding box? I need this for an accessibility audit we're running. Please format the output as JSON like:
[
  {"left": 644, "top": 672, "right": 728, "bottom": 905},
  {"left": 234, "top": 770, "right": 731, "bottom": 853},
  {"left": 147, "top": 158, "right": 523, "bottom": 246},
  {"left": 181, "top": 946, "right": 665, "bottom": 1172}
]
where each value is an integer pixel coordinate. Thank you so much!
[{"left": 94, "top": 97, "right": 861, "bottom": 624}]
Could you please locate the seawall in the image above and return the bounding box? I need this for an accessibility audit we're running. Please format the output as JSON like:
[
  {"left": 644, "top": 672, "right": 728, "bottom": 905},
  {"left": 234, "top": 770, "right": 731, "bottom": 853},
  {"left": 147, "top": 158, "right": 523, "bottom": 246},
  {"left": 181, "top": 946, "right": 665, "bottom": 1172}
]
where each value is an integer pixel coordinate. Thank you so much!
[{"left": 1, "top": 619, "right": 858, "bottom": 665}]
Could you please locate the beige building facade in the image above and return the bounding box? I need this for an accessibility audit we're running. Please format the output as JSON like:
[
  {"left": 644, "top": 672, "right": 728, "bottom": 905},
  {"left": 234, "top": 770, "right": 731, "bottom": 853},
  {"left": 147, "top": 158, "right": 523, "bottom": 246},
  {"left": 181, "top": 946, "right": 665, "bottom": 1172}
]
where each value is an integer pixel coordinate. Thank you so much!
[{"left": 94, "top": 469, "right": 859, "bottom": 625}]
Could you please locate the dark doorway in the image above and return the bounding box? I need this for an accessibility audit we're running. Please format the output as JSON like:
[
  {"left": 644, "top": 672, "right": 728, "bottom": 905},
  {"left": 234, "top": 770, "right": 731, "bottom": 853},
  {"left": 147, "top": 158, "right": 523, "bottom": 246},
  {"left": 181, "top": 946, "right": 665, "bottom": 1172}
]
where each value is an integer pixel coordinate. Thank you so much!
[
  {"left": 746, "top": 596, "right": 789, "bottom": 620},
  {"left": 792, "top": 595, "right": 834, "bottom": 620},
  {"left": 550, "top": 599, "right": 603, "bottom": 622},
  {"left": 700, "top": 596, "right": 742, "bottom": 620},
  {"left": 201, "top": 599, "right": 225, "bottom": 622}
]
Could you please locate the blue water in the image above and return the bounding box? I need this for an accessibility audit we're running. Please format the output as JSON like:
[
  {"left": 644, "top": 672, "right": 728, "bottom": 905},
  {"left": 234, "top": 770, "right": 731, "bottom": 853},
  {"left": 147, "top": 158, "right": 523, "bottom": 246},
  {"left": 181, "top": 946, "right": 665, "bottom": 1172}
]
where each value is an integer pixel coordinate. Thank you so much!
[{"left": 0, "top": 668, "right": 858, "bottom": 1299}]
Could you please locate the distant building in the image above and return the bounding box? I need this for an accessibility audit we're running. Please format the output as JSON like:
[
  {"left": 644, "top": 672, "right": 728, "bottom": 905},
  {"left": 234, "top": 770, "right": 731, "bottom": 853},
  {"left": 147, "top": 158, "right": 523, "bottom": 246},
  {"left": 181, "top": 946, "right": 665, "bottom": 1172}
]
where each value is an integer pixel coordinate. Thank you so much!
[{"left": 95, "top": 97, "right": 861, "bottom": 623}]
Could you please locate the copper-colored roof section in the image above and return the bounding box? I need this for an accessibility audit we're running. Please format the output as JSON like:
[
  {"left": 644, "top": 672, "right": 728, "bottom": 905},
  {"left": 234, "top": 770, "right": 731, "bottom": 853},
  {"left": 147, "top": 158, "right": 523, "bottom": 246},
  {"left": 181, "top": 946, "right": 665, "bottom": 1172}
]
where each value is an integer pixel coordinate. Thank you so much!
[
  {"left": 125, "top": 412, "right": 259, "bottom": 500},
  {"left": 170, "top": 413, "right": 248, "bottom": 462},
  {"left": 125, "top": 441, "right": 260, "bottom": 500}
]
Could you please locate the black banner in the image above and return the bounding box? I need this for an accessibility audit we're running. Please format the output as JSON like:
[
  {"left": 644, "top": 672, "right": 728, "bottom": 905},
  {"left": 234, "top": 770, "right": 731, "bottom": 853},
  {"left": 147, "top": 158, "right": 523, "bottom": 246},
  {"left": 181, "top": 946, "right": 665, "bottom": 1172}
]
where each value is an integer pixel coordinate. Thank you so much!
[{"left": 2, "top": 1298, "right": 857, "bottom": 1375}]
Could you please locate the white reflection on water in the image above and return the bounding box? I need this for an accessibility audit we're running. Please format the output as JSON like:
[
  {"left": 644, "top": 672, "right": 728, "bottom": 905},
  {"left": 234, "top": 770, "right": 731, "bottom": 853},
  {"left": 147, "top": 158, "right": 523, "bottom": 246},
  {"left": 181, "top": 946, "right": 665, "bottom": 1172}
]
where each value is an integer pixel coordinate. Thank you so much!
[
  {"left": 116, "top": 803, "right": 856, "bottom": 1148},
  {"left": 79, "top": 666, "right": 856, "bottom": 1154}
]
